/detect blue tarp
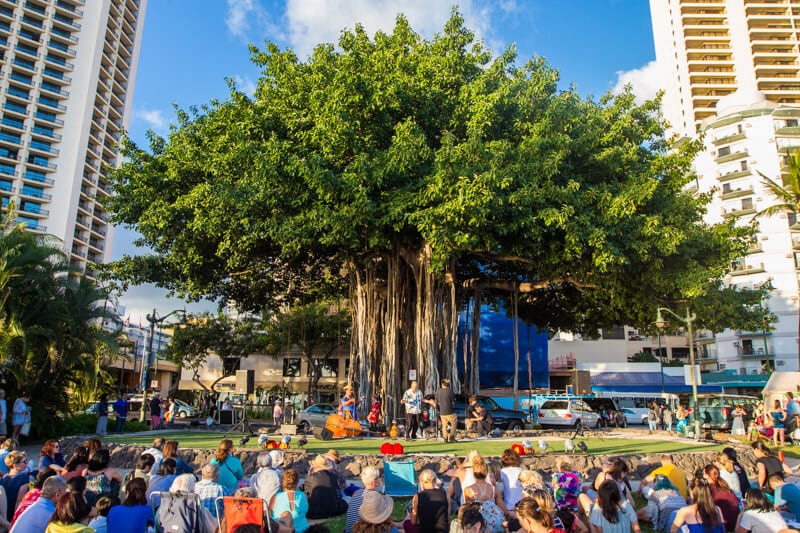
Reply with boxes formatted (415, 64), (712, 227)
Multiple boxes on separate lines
(591, 371), (724, 394)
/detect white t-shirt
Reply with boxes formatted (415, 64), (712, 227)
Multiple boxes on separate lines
(739, 510), (788, 533)
(501, 466), (523, 509)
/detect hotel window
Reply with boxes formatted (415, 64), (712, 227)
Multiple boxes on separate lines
(282, 357), (301, 377)
(308, 358), (338, 378)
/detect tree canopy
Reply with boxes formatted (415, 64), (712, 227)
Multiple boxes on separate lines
(107, 12), (768, 414)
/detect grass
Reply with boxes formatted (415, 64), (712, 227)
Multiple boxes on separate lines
(103, 431), (724, 456)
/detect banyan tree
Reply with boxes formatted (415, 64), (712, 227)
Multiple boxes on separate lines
(106, 12), (768, 419)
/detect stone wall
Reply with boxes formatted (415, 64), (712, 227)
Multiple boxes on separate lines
(60, 437), (757, 481)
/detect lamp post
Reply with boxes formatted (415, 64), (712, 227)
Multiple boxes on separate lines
(139, 308), (186, 422)
(656, 306), (700, 440)
(656, 327), (664, 394)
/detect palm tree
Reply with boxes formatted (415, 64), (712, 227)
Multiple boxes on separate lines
(756, 149), (800, 366)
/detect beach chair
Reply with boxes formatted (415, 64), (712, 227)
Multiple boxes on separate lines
(383, 460), (417, 497)
(216, 496), (268, 533)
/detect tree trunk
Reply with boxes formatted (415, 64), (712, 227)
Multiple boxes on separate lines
(469, 288), (482, 394)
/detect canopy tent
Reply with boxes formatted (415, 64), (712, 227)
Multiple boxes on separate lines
(591, 371), (723, 394)
(762, 371), (800, 409)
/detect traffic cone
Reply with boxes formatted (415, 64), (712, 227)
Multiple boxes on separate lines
(778, 450), (786, 463)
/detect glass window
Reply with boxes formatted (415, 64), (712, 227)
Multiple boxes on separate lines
(282, 357), (301, 377)
(308, 358), (338, 378)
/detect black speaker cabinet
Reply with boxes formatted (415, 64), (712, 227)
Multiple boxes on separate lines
(235, 369), (255, 394)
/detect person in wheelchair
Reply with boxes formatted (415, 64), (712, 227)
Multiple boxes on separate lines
(465, 397), (493, 439)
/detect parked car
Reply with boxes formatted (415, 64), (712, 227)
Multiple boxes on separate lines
(171, 399), (197, 419)
(452, 395), (530, 431)
(538, 399), (600, 429)
(295, 403), (337, 431)
(621, 408), (648, 425)
(582, 397), (627, 428)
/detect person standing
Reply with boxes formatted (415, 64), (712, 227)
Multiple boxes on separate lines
(663, 406), (674, 433)
(11, 393), (30, 440)
(770, 399), (786, 447)
(785, 391), (799, 438)
(401, 381), (423, 440)
(434, 379), (457, 443)
(149, 393), (162, 429)
(730, 405), (746, 437)
(95, 394), (109, 436)
(339, 386), (358, 420)
(273, 399), (284, 424)
(113, 393), (129, 433)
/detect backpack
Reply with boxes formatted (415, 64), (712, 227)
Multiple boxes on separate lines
(157, 492), (202, 533)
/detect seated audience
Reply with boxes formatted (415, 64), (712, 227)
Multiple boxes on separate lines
(353, 491), (399, 533)
(736, 489), (791, 533)
(1, 451), (30, 522)
(162, 440), (194, 475)
(304, 455), (347, 519)
(194, 463), (226, 516)
(9, 475), (65, 533)
(703, 465), (739, 532)
(82, 449), (122, 508)
(670, 479), (724, 533)
(87, 495), (119, 533)
(11, 469), (57, 525)
(211, 439), (243, 494)
(404, 469), (448, 533)
(271, 468), (308, 533)
(146, 458), (177, 506)
(590, 480), (640, 533)
(346, 467), (381, 533)
(37, 440), (65, 474)
(123, 453), (155, 487)
(769, 474), (800, 519)
(107, 478), (154, 533)
(45, 492), (92, 533)
(61, 447), (89, 482)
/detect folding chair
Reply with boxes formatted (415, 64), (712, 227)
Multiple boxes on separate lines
(383, 460), (417, 497)
(153, 491), (212, 533)
(216, 496), (268, 533)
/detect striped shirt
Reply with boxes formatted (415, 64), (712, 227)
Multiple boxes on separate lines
(345, 488), (374, 533)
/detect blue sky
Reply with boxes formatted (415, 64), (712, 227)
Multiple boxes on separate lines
(113, 0), (660, 321)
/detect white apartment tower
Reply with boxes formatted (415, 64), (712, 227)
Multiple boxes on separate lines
(0, 0), (146, 272)
(650, 0), (800, 373)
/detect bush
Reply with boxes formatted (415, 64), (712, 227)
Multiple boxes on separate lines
(56, 414), (97, 437)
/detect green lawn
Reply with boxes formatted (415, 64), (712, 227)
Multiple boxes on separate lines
(104, 431), (723, 456)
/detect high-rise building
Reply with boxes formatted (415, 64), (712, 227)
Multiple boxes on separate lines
(0, 0), (146, 272)
(651, 0), (800, 138)
(650, 0), (800, 373)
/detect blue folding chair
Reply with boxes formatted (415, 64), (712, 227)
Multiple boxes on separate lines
(383, 460), (417, 497)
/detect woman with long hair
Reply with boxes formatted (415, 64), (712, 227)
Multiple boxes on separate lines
(770, 400), (786, 447)
(715, 452), (742, 498)
(516, 496), (565, 533)
(62, 446), (89, 482)
(81, 449), (122, 508)
(670, 479), (724, 533)
(211, 438), (243, 493)
(735, 489), (790, 533)
(107, 477), (154, 531)
(702, 465), (739, 532)
(751, 441), (793, 493)
(526, 488), (588, 533)
(38, 440), (65, 474)
(500, 449), (524, 514)
(45, 492), (92, 533)
(552, 455), (583, 512)
(589, 480), (640, 533)
(161, 440), (193, 475)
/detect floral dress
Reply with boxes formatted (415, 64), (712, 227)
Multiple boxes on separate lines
(552, 471), (582, 511)
(368, 400), (381, 427)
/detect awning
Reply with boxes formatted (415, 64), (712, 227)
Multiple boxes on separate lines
(591, 371), (724, 394)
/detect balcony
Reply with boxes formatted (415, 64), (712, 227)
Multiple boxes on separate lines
(720, 186), (754, 200)
(729, 262), (766, 276)
(712, 132), (746, 146)
(775, 126), (800, 136)
(19, 203), (48, 217)
(22, 171), (53, 185)
(20, 186), (50, 200)
(715, 149), (749, 164)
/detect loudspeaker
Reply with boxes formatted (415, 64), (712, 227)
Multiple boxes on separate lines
(235, 369), (255, 394)
(318, 427), (334, 441)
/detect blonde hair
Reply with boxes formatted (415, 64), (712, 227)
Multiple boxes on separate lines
(419, 469), (439, 486)
(556, 455), (573, 472)
(519, 469), (545, 489)
(472, 455), (488, 479)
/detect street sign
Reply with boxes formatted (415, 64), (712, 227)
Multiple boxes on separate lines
(408, 370), (417, 381)
(150, 380), (158, 389)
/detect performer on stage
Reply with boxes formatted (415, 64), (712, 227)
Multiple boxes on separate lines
(339, 385), (358, 420)
(434, 378), (457, 443)
(401, 380), (423, 440)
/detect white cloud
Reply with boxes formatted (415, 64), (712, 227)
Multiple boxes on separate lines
(233, 74), (257, 97)
(226, 0), (261, 39)
(283, 0), (499, 58)
(136, 109), (168, 132)
(612, 60), (661, 104)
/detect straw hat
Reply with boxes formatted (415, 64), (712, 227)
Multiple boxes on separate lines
(343, 384), (354, 391)
(269, 449), (284, 468)
(312, 455), (331, 470)
(360, 491), (394, 524)
(325, 449), (340, 463)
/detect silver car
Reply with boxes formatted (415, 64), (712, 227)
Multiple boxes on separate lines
(295, 403), (337, 431)
(538, 399), (600, 429)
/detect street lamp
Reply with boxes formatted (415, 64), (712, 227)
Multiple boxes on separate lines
(139, 308), (186, 421)
(656, 306), (700, 440)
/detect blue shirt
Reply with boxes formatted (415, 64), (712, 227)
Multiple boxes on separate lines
(113, 399), (129, 417)
(272, 490), (309, 533)
(10, 497), (55, 533)
(107, 504), (153, 533)
(787, 399), (799, 418)
(211, 456), (244, 494)
(775, 482), (800, 518)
